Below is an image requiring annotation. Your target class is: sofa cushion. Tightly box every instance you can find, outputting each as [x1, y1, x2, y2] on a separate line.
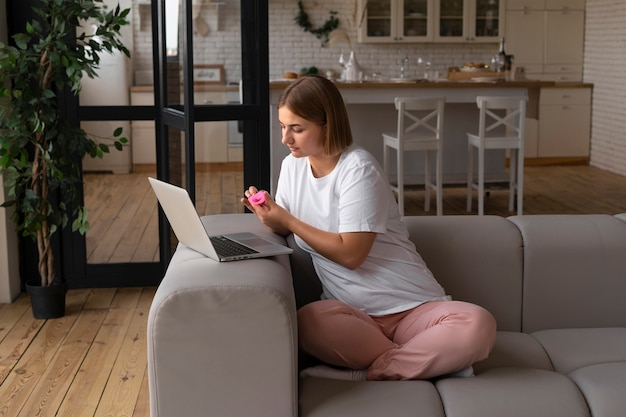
[473, 331, 553, 374]
[404, 216, 524, 331]
[532, 328, 626, 374]
[508, 214, 626, 332]
[569, 362, 626, 417]
[435, 368, 590, 417]
[299, 378, 445, 417]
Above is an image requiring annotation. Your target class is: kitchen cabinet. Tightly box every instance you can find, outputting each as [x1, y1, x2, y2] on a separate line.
[504, 6, 544, 77]
[130, 89, 236, 168]
[433, 0, 504, 43]
[505, 0, 585, 82]
[358, 0, 433, 43]
[543, 7, 585, 81]
[537, 87, 591, 158]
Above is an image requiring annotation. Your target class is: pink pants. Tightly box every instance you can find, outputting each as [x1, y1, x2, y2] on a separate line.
[297, 299, 497, 380]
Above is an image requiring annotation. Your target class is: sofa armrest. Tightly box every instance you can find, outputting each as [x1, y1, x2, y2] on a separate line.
[147, 214, 298, 417]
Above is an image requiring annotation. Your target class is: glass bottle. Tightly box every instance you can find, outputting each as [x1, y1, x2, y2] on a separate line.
[496, 37, 506, 72]
[344, 51, 362, 82]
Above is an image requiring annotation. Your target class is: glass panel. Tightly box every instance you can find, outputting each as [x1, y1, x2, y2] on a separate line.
[366, 0, 392, 38]
[194, 120, 245, 217]
[182, 119, 244, 217]
[166, 0, 180, 57]
[79, 0, 158, 265]
[190, 0, 244, 215]
[475, 0, 499, 37]
[404, 0, 429, 37]
[82, 119, 158, 264]
[439, 0, 464, 37]
[81, 0, 246, 266]
[165, 0, 183, 108]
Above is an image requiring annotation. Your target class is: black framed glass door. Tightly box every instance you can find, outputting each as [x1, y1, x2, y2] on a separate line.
[6, 0, 269, 288]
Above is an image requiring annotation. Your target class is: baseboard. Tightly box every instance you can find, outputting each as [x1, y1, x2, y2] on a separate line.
[522, 157, 589, 166]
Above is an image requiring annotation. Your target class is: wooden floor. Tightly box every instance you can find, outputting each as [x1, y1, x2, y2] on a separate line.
[83, 168, 245, 264]
[0, 287, 155, 417]
[3, 164, 626, 416]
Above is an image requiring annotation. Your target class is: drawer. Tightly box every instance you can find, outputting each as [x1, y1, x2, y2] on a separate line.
[546, 0, 585, 10]
[541, 72, 583, 83]
[519, 63, 543, 74]
[507, 0, 545, 10]
[194, 91, 226, 105]
[540, 88, 591, 105]
[543, 64, 582, 73]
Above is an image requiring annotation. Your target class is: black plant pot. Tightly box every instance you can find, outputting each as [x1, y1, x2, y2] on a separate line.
[25, 280, 69, 319]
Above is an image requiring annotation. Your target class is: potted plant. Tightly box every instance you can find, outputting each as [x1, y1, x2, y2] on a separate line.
[0, 0, 130, 318]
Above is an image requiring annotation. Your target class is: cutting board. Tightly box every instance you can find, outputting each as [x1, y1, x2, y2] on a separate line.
[447, 67, 504, 81]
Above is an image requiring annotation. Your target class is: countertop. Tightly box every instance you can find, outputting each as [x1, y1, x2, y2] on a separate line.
[129, 84, 239, 92]
[269, 79, 592, 90]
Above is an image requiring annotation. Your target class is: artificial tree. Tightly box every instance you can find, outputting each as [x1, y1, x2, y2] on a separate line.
[0, 0, 130, 287]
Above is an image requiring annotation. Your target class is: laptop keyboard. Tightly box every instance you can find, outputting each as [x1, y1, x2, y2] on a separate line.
[210, 236, 258, 258]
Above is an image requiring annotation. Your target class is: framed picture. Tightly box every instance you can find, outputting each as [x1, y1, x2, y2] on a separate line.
[193, 64, 225, 84]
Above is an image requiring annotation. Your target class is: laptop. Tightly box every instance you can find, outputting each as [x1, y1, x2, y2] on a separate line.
[148, 177, 293, 261]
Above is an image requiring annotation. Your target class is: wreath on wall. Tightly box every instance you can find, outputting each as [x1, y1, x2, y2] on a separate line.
[295, 0, 339, 45]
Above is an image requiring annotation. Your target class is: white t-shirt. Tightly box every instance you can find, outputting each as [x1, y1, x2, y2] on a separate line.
[275, 145, 450, 316]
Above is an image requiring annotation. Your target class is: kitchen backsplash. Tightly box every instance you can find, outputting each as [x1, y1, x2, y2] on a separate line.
[131, 0, 500, 84]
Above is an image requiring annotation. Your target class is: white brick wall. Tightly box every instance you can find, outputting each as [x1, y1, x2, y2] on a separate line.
[584, 0, 626, 176]
[268, 0, 497, 80]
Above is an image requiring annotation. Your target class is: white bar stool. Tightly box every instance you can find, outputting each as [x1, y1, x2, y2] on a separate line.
[383, 97, 446, 216]
[467, 96, 527, 215]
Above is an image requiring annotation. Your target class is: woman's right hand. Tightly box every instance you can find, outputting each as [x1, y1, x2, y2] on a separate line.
[241, 186, 291, 236]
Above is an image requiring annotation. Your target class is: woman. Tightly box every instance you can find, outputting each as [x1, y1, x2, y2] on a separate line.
[242, 75, 496, 381]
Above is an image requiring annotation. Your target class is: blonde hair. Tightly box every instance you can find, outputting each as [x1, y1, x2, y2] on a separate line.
[277, 75, 353, 156]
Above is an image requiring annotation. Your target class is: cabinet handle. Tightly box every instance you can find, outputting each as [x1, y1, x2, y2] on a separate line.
[562, 106, 569, 110]
[523, 6, 529, 15]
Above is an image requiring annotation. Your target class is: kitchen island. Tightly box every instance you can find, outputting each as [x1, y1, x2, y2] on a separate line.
[268, 79, 555, 193]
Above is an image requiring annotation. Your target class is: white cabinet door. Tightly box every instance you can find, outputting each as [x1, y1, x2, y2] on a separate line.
[505, 8, 544, 71]
[469, 0, 503, 41]
[434, 0, 503, 43]
[538, 88, 591, 158]
[358, 0, 433, 43]
[401, 0, 434, 41]
[544, 10, 584, 65]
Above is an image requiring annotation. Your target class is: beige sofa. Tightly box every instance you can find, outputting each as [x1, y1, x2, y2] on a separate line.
[147, 213, 626, 417]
